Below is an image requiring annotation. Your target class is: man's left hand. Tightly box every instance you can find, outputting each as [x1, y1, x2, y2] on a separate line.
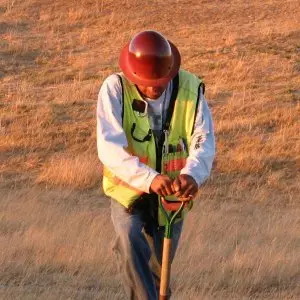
[172, 174, 198, 201]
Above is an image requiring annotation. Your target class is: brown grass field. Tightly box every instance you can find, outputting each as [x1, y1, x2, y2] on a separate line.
[0, 0, 300, 299]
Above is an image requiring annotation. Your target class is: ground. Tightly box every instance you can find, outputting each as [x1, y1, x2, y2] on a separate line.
[0, 0, 299, 299]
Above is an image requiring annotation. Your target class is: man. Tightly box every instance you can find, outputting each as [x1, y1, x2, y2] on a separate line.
[97, 30, 215, 299]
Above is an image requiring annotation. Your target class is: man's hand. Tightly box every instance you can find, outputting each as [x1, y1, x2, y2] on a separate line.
[150, 174, 175, 197]
[172, 174, 198, 201]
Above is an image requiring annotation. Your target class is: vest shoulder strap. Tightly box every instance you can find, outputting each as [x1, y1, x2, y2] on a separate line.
[191, 81, 205, 135]
[115, 73, 124, 124]
[163, 73, 179, 131]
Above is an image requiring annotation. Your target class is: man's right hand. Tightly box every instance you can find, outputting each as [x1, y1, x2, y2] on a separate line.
[150, 174, 174, 197]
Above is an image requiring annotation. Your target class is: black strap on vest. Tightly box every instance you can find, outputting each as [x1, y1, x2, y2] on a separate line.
[155, 73, 179, 173]
[191, 81, 205, 135]
[163, 73, 179, 132]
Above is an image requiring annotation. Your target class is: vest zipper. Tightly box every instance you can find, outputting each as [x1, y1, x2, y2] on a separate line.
[162, 129, 170, 157]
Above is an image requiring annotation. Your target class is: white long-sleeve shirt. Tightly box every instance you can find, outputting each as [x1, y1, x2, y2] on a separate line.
[97, 73, 215, 193]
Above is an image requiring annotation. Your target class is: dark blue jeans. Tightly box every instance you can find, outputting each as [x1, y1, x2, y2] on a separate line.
[111, 198, 183, 300]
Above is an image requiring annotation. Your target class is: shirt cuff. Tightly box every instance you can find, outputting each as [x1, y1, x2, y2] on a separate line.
[145, 171, 159, 193]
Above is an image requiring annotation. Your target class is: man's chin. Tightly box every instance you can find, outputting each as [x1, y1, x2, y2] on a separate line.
[148, 93, 161, 100]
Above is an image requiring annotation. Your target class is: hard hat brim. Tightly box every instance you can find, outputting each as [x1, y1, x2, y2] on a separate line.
[119, 40, 181, 87]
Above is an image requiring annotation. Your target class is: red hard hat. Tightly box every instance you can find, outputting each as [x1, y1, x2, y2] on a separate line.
[119, 31, 181, 86]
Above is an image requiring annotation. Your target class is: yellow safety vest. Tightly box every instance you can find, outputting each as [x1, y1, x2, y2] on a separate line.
[103, 69, 203, 225]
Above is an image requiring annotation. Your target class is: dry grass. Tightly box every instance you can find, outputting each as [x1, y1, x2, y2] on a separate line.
[0, 0, 300, 299]
[36, 153, 101, 189]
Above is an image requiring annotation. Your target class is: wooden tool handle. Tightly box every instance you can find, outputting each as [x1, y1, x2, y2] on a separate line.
[159, 238, 172, 300]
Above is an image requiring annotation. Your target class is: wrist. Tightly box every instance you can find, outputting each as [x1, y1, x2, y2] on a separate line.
[149, 173, 160, 193]
[180, 173, 199, 188]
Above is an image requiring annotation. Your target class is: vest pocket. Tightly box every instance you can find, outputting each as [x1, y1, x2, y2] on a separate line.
[130, 123, 152, 143]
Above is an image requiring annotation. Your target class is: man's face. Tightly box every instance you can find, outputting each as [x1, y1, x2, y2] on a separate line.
[136, 83, 168, 100]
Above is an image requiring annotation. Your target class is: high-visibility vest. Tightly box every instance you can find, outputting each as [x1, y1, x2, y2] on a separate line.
[103, 69, 203, 225]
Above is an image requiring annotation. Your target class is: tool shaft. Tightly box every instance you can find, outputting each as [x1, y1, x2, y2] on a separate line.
[159, 238, 172, 299]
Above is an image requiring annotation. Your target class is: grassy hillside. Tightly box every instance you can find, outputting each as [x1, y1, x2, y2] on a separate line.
[0, 0, 299, 299]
